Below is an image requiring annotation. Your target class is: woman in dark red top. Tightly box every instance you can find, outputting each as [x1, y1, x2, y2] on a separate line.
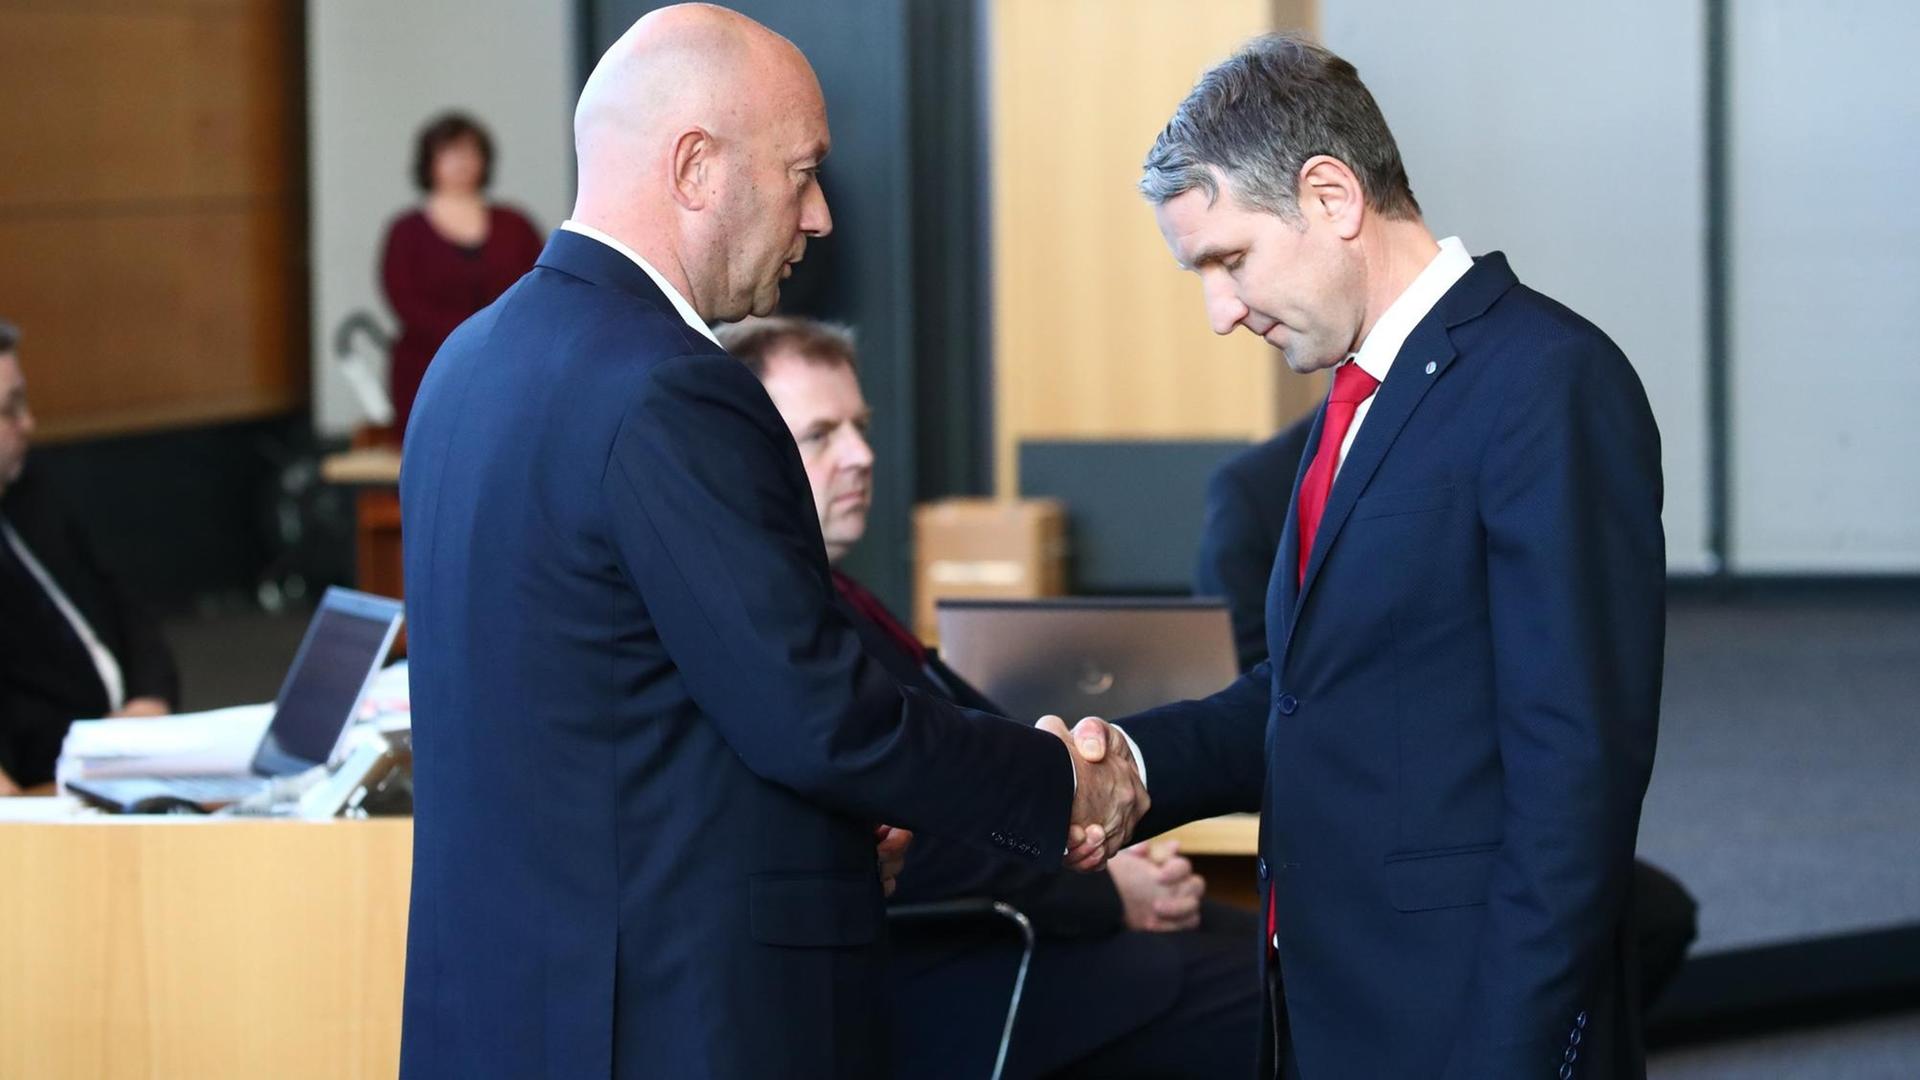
[380, 112, 543, 437]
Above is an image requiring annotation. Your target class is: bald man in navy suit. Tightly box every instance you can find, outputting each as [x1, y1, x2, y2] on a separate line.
[397, 9, 1146, 1079]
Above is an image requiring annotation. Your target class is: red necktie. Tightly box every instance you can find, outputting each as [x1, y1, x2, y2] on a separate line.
[832, 571, 929, 665]
[1294, 362, 1382, 586]
[1270, 362, 1381, 954]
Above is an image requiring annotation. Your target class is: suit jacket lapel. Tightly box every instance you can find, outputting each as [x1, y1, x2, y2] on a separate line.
[1269, 407, 1322, 647]
[1292, 318, 1458, 619]
[1268, 252, 1521, 662]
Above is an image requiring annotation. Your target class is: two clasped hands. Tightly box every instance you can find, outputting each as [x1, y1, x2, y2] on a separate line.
[1037, 714, 1152, 872]
[874, 714, 1153, 900]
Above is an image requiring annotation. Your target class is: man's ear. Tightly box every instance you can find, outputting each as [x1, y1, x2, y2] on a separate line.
[1298, 154, 1365, 240]
[669, 127, 715, 212]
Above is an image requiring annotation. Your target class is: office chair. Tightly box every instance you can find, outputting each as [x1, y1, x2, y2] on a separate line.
[886, 898, 1036, 1080]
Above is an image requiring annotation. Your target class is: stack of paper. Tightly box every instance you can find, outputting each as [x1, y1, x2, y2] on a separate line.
[55, 703, 274, 784]
[357, 659, 412, 731]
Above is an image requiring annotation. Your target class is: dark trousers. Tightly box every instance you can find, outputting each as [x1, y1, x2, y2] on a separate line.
[1043, 901, 1263, 1080]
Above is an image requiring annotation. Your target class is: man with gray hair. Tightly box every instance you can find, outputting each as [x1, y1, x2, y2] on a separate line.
[1110, 33, 1666, 1079]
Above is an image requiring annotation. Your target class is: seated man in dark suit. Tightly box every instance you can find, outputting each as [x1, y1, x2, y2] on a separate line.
[1196, 415, 1699, 1007]
[0, 319, 179, 792]
[725, 316, 1261, 1080]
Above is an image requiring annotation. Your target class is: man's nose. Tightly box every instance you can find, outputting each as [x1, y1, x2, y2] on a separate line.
[802, 182, 833, 238]
[1203, 275, 1247, 336]
[843, 428, 874, 470]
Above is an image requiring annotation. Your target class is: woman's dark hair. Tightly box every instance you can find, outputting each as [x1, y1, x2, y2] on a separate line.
[412, 112, 495, 193]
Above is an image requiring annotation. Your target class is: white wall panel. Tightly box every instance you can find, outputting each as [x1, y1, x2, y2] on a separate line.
[1321, 0, 1714, 573]
[1728, 1, 1920, 572]
[307, 1, 576, 435]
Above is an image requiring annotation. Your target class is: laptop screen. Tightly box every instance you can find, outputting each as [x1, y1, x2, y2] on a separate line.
[250, 589, 403, 777]
[936, 599, 1238, 722]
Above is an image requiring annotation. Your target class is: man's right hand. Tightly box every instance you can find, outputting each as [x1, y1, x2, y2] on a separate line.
[1037, 714, 1149, 871]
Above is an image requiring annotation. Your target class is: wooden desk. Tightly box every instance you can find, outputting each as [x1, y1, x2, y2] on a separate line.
[0, 812, 1256, 1076]
[318, 447, 401, 487]
[0, 818, 411, 1080]
[1156, 812, 1257, 857]
[1155, 813, 1260, 910]
[321, 446, 405, 603]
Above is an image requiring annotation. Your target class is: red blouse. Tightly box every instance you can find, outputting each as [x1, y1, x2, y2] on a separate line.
[379, 205, 543, 436]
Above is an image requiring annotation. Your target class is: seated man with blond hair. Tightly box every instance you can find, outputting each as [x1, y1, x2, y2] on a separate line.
[724, 315, 1261, 1080]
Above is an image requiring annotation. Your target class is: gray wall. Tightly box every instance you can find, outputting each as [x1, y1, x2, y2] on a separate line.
[1322, 0, 1714, 573]
[306, 0, 577, 436]
[1728, 1, 1920, 572]
[1321, 0, 1920, 575]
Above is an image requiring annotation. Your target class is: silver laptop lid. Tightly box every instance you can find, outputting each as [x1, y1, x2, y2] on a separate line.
[249, 587, 404, 777]
[935, 599, 1238, 722]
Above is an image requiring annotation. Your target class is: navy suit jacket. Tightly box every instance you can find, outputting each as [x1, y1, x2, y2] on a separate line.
[1123, 253, 1665, 1079]
[397, 230, 1075, 1080]
[0, 474, 179, 785]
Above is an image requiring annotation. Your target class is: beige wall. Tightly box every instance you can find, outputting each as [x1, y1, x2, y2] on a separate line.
[987, 0, 1322, 496]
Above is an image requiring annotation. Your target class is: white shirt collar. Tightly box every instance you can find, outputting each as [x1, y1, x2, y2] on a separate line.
[558, 220, 721, 347]
[1347, 236, 1473, 384]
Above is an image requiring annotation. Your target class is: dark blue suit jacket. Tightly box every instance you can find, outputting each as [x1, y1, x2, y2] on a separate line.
[1123, 253, 1665, 1079]
[397, 230, 1075, 1080]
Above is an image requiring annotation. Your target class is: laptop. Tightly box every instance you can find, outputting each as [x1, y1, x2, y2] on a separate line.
[934, 598, 1239, 722]
[68, 587, 404, 813]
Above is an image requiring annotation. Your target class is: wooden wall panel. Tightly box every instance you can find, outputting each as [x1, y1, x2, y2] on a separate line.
[0, 0, 302, 441]
[988, 0, 1323, 495]
[0, 205, 295, 439]
[0, 819, 410, 1080]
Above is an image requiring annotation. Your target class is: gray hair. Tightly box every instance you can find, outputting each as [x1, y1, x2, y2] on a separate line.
[1140, 33, 1419, 222]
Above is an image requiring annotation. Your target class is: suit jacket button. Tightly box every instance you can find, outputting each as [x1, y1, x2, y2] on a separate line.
[1565, 1045, 1578, 1062]
[1558, 1064, 1572, 1080]
[1257, 857, 1271, 882]
[1575, 1010, 1589, 1029]
[1277, 694, 1299, 716]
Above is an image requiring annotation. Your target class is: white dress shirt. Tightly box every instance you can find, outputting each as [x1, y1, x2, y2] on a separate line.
[558, 220, 721, 347]
[1120, 236, 1476, 798]
[1333, 236, 1473, 476]
[1, 518, 126, 712]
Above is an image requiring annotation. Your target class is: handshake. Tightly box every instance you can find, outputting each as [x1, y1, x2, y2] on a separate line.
[1037, 715, 1151, 872]
[873, 714, 1149, 894]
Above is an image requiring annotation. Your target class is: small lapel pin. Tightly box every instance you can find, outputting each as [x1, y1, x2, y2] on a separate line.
[1425, 361, 1437, 375]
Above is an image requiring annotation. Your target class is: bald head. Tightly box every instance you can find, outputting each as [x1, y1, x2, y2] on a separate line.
[573, 4, 832, 324]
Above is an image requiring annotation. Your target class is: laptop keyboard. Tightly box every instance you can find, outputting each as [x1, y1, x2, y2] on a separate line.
[160, 776, 269, 801]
